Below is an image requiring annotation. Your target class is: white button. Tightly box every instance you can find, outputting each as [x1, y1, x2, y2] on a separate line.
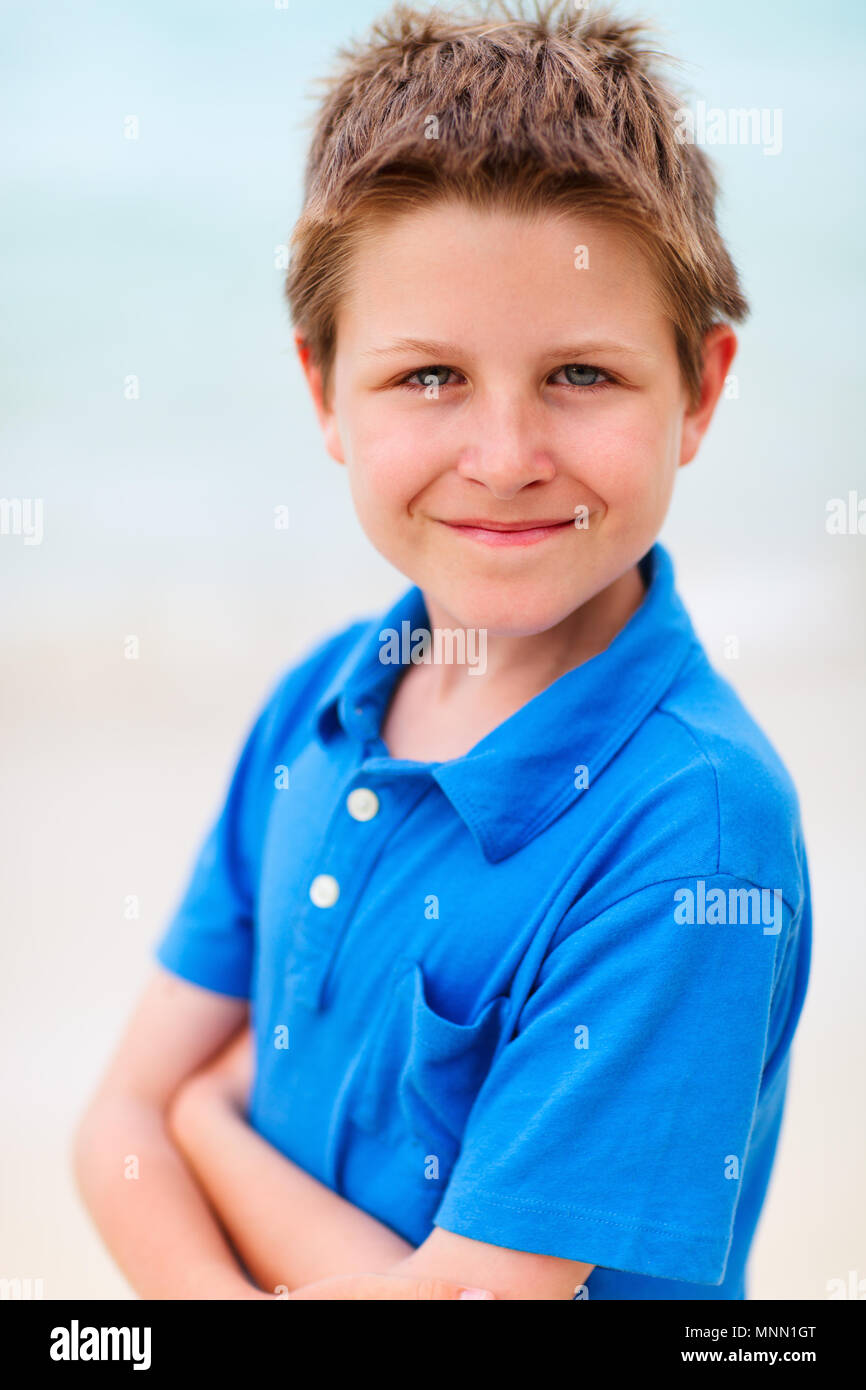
[347, 787, 379, 822]
[309, 873, 340, 908]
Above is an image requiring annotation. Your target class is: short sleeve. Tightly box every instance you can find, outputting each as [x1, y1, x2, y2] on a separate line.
[153, 700, 274, 998]
[433, 874, 797, 1284]
[153, 624, 364, 998]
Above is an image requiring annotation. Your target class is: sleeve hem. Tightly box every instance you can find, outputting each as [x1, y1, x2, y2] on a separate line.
[154, 934, 251, 1000]
[432, 1186, 729, 1286]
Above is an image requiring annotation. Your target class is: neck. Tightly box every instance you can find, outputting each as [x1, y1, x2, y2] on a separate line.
[420, 562, 647, 703]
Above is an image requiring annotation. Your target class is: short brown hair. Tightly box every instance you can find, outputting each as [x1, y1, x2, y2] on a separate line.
[285, 0, 749, 408]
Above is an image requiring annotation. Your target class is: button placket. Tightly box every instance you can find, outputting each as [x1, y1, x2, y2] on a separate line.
[288, 773, 432, 1011]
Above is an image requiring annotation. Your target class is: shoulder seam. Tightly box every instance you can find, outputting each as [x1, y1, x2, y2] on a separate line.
[563, 872, 798, 930]
[653, 707, 722, 875]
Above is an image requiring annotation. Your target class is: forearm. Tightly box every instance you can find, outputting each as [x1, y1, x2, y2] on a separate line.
[170, 1084, 414, 1292]
[73, 1094, 272, 1300]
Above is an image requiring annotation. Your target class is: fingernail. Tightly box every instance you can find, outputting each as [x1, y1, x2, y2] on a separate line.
[458, 1287, 495, 1299]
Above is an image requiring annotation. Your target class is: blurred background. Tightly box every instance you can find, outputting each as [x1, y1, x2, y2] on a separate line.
[1, 0, 864, 1299]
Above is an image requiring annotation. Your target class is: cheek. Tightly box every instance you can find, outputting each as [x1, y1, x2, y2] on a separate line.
[571, 400, 679, 509]
[347, 405, 439, 514]
[342, 445, 427, 557]
[349, 455, 421, 522]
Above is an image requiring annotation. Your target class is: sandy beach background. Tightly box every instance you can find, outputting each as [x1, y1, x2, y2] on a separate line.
[2, 0, 864, 1299]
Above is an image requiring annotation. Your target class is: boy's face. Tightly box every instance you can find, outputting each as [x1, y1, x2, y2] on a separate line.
[301, 201, 733, 635]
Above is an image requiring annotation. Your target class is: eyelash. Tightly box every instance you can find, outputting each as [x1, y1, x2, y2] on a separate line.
[396, 365, 615, 395]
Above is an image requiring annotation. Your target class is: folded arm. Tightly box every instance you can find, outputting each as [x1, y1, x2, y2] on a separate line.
[167, 1027, 415, 1291]
[73, 969, 481, 1301]
[170, 1027, 594, 1300]
[72, 969, 270, 1300]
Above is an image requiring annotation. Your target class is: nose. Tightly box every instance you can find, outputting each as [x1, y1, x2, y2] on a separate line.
[454, 391, 556, 498]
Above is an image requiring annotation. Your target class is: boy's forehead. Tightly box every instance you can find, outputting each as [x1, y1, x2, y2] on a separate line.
[352, 199, 643, 280]
[338, 201, 667, 355]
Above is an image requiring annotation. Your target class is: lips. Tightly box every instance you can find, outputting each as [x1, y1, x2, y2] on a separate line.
[438, 517, 575, 547]
[447, 518, 571, 531]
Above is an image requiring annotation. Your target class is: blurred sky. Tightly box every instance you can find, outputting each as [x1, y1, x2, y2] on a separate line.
[1, 0, 865, 1299]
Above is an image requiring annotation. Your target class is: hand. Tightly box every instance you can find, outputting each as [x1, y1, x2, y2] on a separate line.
[284, 1273, 495, 1300]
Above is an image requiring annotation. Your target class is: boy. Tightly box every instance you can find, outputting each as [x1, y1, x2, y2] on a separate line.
[74, 0, 811, 1300]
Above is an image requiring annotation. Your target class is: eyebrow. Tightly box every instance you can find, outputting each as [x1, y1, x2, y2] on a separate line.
[361, 337, 654, 361]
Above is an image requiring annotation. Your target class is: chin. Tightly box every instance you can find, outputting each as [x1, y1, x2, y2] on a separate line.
[429, 580, 583, 638]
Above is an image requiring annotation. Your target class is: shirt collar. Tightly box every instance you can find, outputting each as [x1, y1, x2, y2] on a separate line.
[313, 582, 432, 746]
[313, 542, 699, 863]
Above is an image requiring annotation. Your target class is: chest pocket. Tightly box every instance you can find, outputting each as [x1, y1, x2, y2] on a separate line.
[348, 956, 510, 1168]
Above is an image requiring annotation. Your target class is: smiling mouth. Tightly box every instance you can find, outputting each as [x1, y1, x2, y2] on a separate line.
[437, 517, 576, 547]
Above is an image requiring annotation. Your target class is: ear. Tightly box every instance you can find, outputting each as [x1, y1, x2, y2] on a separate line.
[294, 331, 346, 465]
[679, 324, 739, 467]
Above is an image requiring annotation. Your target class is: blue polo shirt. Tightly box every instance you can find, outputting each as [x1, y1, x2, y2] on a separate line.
[154, 542, 811, 1300]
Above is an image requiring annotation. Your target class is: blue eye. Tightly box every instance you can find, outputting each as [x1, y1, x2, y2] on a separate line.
[403, 366, 455, 389]
[561, 364, 607, 387]
[398, 363, 612, 393]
